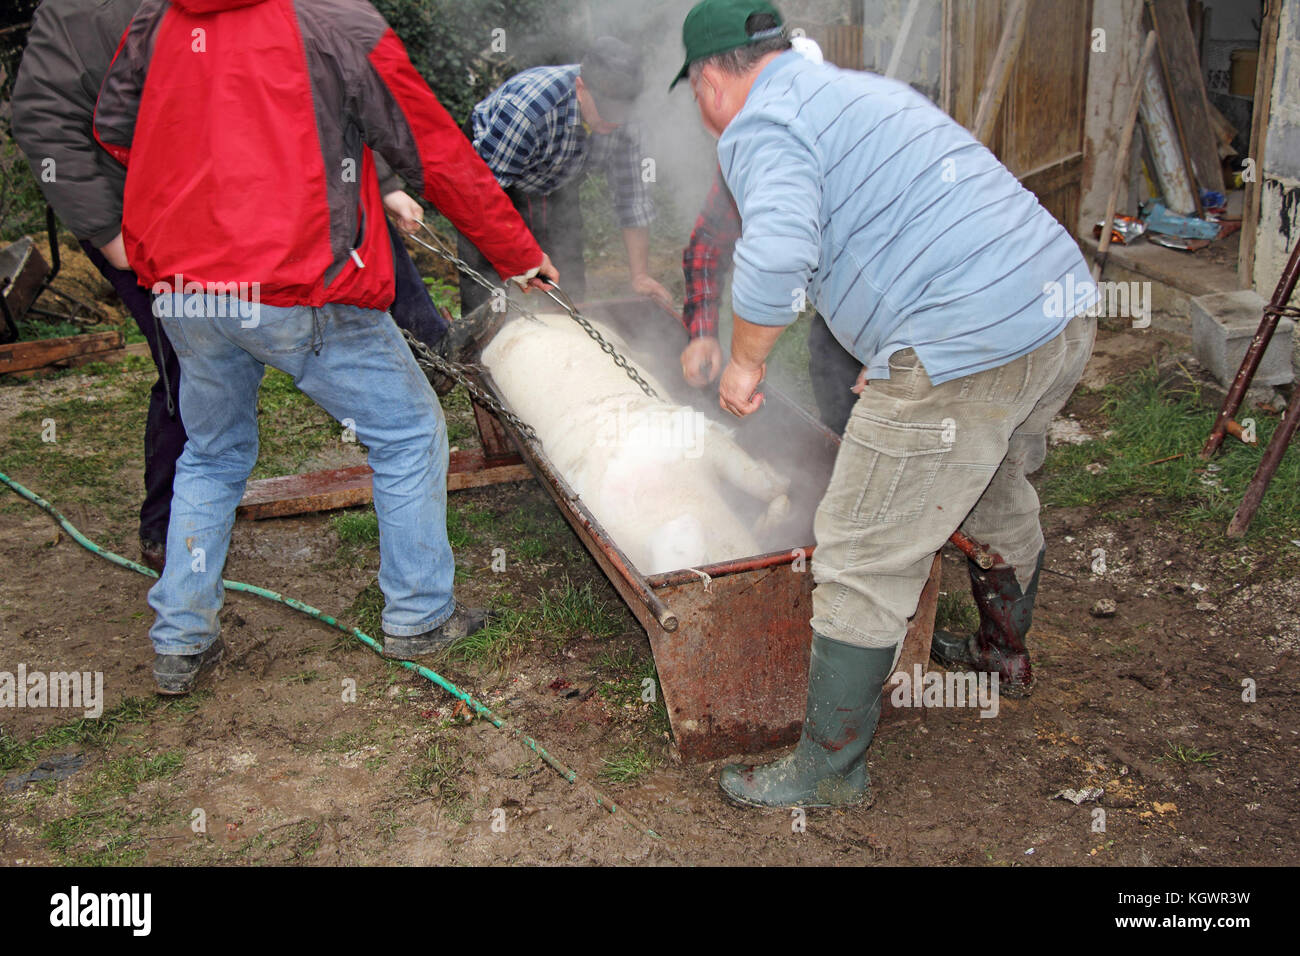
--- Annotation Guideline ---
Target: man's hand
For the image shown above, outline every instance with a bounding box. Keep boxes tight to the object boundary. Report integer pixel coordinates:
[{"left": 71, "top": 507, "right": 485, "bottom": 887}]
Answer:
[
  {"left": 631, "top": 273, "right": 673, "bottom": 309},
  {"left": 719, "top": 358, "right": 765, "bottom": 417},
  {"left": 681, "top": 336, "right": 723, "bottom": 387},
  {"left": 100, "top": 233, "right": 129, "bottom": 270},
  {"left": 513, "top": 253, "right": 559, "bottom": 293},
  {"left": 722, "top": 313, "right": 784, "bottom": 417},
  {"left": 851, "top": 365, "right": 869, "bottom": 394},
  {"left": 383, "top": 190, "right": 424, "bottom": 234}
]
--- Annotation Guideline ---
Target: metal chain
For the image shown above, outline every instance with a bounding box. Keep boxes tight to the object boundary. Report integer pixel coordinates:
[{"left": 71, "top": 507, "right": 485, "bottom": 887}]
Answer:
[
  {"left": 539, "top": 284, "right": 662, "bottom": 400},
  {"left": 405, "top": 221, "right": 661, "bottom": 401},
  {"left": 399, "top": 327, "right": 540, "bottom": 444}
]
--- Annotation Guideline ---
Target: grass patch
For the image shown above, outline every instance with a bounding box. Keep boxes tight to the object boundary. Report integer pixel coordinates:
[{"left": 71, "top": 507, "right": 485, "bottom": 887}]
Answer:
[
  {"left": 1041, "top": 367, "right": 1300, "bottom": 541},
  {"left": 446, "top": 501, "right": 494, "bottom": 549},
  {"left": 0, "top": 369, "right": 153, "bottom": 534},
  {"left": 322, "top": 730, "right": 370, "bottom": 753},
  {"left": 0, "top": 362, "right": 346, "bottom": 542},
  {"left": 595, "top": 647, "right": 642, "bottom": 672},
  {"left": 0, "top": 694, "right": 201, "bottom": 774},
  {"left": 343, "top": 582, "right": 385, "bottom": 647},
  {"left": 406, "top": 736, "right": 470, "bottom": 823},
  {"left": 39, "top": 749, "right": 187, "bottom": 866},
  {"left": 935, "top": 591, "right": 978, "bottom": 634},
  {"left": 443, "top": 607, "right": 535, "bottom": 671},
  {"left": 594, "top": 646, "right": 670, "bottom": 737},
  {"left": 231, "top": 818, "right": 325, "bottom": 862},
  {"left": 442, "top": 386, "right": 477, "bottom": 447},
  {"left": 505, "top": 505, "right": 570, "bottom": 563},
  {"left": 538, "top": 577, "right": 625, "bottom": 639},
  {"left": 251, "top": 368, "right": 345, "bottom": 479},
  {"left": 1159, "top": 742, "right": 1221, "bottom": 765},
  {"left": 444, "top": 579, "right": 625, "bottom": 669},
  {"left": 422, "top": 277, "right": 459, "bottom": 318},
  {"left": 345, "top": 574, "right": 626, "bottom": 671},
  {"left": 332, "top": 508, "right": 380, "bottom": 547},
  {"left": 598, "top": 745, "right": 658, "bottom": 784}
]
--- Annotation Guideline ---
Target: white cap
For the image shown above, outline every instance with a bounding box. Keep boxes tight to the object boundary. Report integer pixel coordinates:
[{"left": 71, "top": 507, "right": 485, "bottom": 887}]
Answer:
[{"left": 791, "top": 35, "right": 825, "bottom": 65}]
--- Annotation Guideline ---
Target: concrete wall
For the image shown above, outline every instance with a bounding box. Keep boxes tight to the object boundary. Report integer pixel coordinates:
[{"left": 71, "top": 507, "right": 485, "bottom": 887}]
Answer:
[
  {"left": 1079, "top": 0, "right": 1145, "bottom": 236},
  {"left": 1255, "top": 0, "right": 1300, "bottom": 293},
  {"left": 857, "top": 0, "right": 944, "bottom": 95},
  {"left": 782, "top": 0, "right": 854, "bottom": 23}
]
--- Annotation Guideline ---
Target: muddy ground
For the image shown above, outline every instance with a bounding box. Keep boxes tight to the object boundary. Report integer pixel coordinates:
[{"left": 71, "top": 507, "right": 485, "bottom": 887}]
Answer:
[{"left": 0, "top": 248, "right": 1297, "bottom": 867}]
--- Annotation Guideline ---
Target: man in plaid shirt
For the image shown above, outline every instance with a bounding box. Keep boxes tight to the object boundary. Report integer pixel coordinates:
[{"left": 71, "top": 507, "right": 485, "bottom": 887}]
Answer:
[{"left": 457, "top": 37, "right": 672, "bottom": 315}]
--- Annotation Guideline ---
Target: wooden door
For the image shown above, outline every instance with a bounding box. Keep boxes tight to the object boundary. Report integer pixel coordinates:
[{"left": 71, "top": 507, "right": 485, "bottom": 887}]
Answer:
[{"left": 947, "top": 0, "right": 1093, "bottom": 232}]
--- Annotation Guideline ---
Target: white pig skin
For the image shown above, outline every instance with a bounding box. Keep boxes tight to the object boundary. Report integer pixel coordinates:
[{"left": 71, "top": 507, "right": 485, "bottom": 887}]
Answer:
[{"left": 481, "top": 313, "right": 791, "bottom": 575}]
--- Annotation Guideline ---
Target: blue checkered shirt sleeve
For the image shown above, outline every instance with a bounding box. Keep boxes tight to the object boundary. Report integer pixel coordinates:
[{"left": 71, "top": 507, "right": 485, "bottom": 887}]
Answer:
[{"left": 598, "top": 128, "right": 654, "bottom": 229}]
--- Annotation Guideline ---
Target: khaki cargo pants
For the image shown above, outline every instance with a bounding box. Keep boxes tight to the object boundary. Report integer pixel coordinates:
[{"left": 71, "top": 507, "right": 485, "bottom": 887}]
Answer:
[{"left": 811, "top": 312, "right": 1096, "bottom": 649}]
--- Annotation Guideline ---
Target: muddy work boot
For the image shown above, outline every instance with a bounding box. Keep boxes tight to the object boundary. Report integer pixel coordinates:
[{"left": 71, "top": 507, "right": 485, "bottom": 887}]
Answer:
[
  {"left": 154, "top": 638, "right": 226, "bottom": 696},
  {"left": 139, "top": 538, "right": 166, "bottom": 574},
  {"left": 930, "top": 548, "right": 1044, "bottom": 698},
  {"left": 719, "top": 634, "right": 896, "bottom": 809},
  {"left": 381, "top": 605, "right": 492, "bottom": 660}
]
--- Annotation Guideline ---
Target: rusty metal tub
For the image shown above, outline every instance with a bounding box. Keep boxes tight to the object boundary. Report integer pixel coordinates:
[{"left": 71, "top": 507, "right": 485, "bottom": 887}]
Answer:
[{"left": 474, "top": 297, "right": 933, "bottom": 761}]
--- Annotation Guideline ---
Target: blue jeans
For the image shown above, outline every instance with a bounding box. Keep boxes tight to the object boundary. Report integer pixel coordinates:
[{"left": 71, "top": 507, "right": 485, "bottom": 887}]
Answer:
[{"left": 148, "top": 295, "right": 456, "bottom": 655}]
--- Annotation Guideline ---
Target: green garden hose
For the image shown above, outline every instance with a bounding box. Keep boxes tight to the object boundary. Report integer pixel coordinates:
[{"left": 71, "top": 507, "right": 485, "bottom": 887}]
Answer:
[{"left": 0, "top": 469, "right": 660, "bottom": 841}]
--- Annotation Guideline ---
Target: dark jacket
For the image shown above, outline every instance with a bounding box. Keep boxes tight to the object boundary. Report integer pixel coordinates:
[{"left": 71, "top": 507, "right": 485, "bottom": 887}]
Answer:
[
  {"left": 12, "top": 0, "right": 143, "bottom": 247},
  {"left": 90, "top": 0, "right": 541, "bottom": 309}
]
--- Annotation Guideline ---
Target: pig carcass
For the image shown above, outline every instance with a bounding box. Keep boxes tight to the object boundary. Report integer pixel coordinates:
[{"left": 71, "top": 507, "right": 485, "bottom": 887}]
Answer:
[{"left": 480, "top": 312, "right": 791, "bottom": 575}]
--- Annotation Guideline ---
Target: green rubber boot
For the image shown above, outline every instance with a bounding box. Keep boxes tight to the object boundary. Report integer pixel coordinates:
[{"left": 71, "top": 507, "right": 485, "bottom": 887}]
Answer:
[{"left": 719, "top": 634, "right": 896, "bottom": 809}]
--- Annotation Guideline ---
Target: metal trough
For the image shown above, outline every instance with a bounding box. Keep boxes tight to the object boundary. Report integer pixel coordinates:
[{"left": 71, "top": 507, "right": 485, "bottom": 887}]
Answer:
[{"left": 474, "top": 298, "right": 934, "bottom": 761}]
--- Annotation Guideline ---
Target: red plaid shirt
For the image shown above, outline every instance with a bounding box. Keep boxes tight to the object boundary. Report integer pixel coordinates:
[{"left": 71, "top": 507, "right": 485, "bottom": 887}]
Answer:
[{"left": 681, "top": 166, "right": 742, "bottom": 339}]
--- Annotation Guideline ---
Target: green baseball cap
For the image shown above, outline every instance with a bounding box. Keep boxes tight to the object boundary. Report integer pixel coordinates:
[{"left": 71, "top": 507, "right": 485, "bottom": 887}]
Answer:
[{"left": 670, "top": 0, "right": 784, "bottom": 90}]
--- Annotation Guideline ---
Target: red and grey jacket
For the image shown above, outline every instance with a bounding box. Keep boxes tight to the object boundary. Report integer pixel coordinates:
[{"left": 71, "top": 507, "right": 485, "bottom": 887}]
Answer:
[{"left": 93, "top": 0, "right": 543, "bottom": 310}]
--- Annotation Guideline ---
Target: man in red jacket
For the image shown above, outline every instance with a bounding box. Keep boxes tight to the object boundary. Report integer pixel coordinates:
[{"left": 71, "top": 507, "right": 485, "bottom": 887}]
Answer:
[
  {"left": 10, "top": 0, "right": 469, "bottom": 573},
  {"left": 94, "top": 0, "right": 557, "bottom": 694}
]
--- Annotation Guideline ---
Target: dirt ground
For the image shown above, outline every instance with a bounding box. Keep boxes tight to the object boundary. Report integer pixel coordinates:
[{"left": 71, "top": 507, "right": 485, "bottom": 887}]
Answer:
[{"left": 1, "top": 252, "right": 1297, "bottom": 867}]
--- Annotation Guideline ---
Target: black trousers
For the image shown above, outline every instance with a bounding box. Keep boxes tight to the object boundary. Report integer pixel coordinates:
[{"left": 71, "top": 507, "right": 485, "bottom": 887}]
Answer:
[
  {"left": 808, "top": 312, "right": 862, "bottom": 435},
  {"left": 81, "top": 240, "right": 185, "bottom": 544},
  {"left": 386, "top": 217, "right": 450, "bottom": 348},
  {"left": 456, "top": 117, "right": 586, "bottom": 316}
]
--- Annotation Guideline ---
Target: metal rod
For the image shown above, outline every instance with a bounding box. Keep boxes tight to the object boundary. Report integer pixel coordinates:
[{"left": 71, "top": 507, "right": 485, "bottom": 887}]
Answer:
[
  {"left": 1202, "top": 238, "right": 1300, "bottom": 459},
  {"left": 1227, "top": 384, "right": 1300, "bottom": 537},
  {"left": 1225, "top": 419, "right": 1258, "bottom": 445},
  {"left": 948, "top": 529, "right": 1001, "bottom": 570}
]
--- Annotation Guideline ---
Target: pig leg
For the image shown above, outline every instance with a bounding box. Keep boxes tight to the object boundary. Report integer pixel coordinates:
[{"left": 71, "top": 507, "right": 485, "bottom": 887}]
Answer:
[{"left": 701, "top": 424, "right": 791, "bottom": 504}]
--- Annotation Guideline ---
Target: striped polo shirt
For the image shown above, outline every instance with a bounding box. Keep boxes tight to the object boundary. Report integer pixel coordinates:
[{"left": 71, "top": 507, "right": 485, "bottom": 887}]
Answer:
[{"left": 719, "top": 51, "right": 1096, "bottom": 385}]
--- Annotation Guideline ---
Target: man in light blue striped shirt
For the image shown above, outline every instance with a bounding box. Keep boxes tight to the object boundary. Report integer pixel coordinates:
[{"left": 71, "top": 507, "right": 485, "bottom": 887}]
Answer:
[{"left": 673, "top": 0, "right": 1097, "bottom": 810}]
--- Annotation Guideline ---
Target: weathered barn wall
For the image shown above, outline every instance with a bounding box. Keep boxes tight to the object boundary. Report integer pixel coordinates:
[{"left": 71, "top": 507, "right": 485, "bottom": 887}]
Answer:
[
  {"left": 1079, "top": 0, "right": 1145, "bottom": 236},
  {"left": 1255, "top": 0, "right": 1300, "bottom": 293}
]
